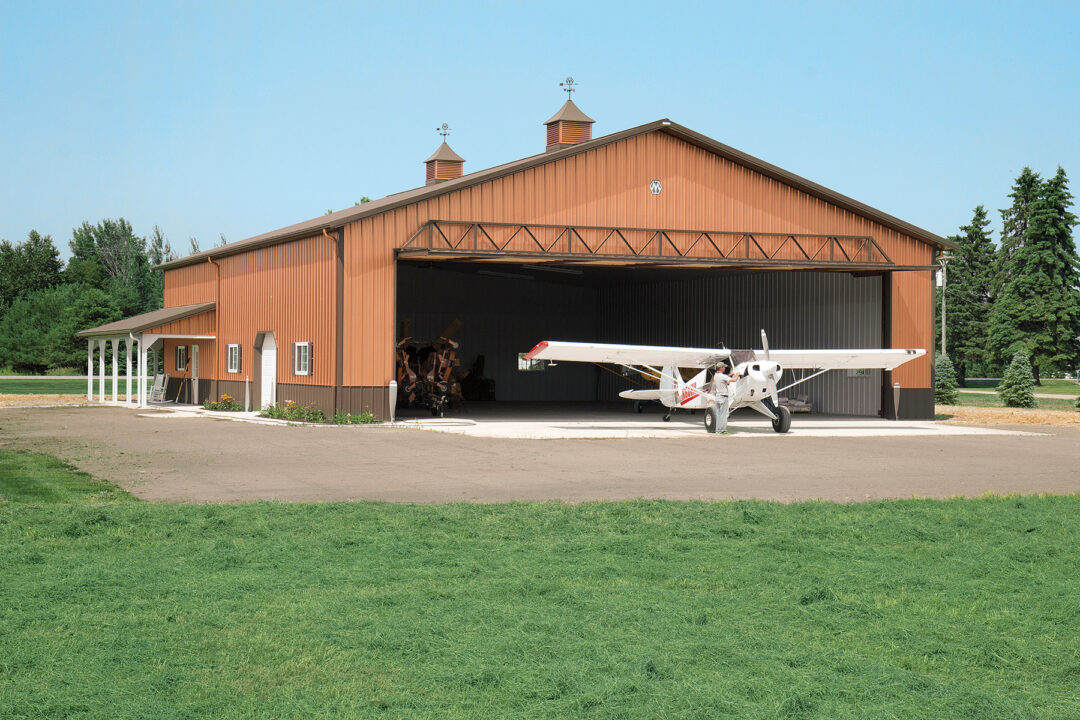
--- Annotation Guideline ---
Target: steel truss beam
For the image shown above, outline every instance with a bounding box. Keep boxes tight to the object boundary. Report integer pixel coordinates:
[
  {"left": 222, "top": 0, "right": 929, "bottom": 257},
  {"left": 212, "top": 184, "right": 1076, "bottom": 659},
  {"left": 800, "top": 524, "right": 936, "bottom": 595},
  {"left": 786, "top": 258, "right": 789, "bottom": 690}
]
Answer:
[{"left": 400, "top": 220, "right": 902, "bottom": 269}]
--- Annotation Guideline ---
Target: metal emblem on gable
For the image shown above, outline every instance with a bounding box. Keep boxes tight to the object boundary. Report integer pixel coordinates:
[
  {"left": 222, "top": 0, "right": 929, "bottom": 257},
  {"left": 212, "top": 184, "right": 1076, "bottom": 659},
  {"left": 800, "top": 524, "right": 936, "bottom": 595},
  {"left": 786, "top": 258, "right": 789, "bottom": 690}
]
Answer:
[{"left": 649, "top": 180, "right": 662, "bottom": 195}]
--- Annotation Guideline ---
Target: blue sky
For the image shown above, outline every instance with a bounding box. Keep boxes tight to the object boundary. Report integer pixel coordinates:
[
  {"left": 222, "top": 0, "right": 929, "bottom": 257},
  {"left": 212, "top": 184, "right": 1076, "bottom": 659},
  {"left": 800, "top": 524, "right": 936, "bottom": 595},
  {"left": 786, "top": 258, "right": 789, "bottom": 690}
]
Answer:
[{"left": 2, "top": 1, "right": 1078, "bottom": 258}]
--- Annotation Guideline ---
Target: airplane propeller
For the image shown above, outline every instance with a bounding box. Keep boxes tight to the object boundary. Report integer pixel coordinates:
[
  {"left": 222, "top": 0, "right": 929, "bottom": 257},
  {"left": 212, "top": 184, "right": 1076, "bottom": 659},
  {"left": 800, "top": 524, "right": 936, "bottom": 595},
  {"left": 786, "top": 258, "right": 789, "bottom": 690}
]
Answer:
[{"left": 760, "top": 329, "right": 770, "bottom": 361}]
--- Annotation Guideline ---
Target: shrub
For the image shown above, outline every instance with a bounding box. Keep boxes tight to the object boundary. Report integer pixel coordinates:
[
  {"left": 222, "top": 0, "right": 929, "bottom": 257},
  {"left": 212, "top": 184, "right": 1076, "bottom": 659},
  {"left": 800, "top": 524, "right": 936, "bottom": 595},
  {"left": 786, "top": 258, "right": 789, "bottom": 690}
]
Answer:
[
  {"left": 934, "top": 354, "right": 959, "bottom": 405},
  {"left": 203, "top": 394, "right": 243, "bottom": 411},
  {"left": 302, "top": 402, "right": 325, "bottom": 423},
  {"left": 998, "top": 352, "right": 1036, "bottom": 408},
  {"left": 1075, "top": 394, "right": 1079, "bottom": 411}
]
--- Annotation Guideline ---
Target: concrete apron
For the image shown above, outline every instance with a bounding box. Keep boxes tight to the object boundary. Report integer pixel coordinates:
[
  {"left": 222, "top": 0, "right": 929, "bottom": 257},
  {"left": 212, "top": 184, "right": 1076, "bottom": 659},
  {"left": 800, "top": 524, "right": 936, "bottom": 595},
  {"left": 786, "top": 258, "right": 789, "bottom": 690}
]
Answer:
[{"left": 134, "top": 405, "right": 1044, "bottom": 440}]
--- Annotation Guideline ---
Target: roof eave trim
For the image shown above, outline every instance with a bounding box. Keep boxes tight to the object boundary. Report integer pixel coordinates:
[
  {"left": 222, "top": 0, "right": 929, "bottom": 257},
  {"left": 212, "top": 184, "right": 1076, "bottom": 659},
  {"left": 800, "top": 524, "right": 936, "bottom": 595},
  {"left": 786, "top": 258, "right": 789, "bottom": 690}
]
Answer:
[{"left": 76, "top": 302, "right": 217, "bottom": 337}]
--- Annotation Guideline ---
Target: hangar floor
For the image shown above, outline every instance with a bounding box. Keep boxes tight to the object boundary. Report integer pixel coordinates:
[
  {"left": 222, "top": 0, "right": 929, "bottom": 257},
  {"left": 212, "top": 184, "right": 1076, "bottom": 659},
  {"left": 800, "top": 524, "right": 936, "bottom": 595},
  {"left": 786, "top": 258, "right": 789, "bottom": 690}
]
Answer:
[{"left": 392, "top": 402, "right": 1037, "bottom": 440}]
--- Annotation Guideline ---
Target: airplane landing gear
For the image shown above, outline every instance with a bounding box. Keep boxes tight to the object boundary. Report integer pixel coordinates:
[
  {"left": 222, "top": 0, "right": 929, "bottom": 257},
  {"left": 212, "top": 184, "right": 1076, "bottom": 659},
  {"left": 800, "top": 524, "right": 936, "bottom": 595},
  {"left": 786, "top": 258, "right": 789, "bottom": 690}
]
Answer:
[
  {"left": 635, "top": 400, "right": 646, "bottom": 414},
  {"left": 704, "top": 405, "right": 720, "bottom": 434},
  {"left": 771, "top": 405, "right": 791, "bottom": 433},
  {"left": 662, "top": 412, "right": 672, "bottom": 422}
]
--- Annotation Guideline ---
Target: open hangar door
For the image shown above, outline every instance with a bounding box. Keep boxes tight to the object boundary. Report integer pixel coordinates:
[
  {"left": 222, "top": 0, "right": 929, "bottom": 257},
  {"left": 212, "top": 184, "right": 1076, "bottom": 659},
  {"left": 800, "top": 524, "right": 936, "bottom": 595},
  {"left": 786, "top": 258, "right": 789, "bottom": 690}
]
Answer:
[{"left": 395, "top": 260, "right": 884, "bottom": 416}]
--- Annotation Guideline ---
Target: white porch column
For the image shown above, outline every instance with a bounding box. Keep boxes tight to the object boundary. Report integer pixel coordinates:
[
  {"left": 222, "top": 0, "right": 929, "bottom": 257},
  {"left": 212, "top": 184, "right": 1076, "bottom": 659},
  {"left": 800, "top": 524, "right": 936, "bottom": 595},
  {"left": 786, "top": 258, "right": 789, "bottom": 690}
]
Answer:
[
  {"left": 87, "top": 340, "right": 94, "bottom": 400},
  {"left": 125, "top": 339, "right": 132, "bottom": 405},
  {"left": 98, "top": 339, "right": 106, "bottom": 402},
  {"left": 139, "top": 342, "right": 148, "bottom": 408},
  {"left": 111, "top": 339, "right": 119, "bottom": 404}
]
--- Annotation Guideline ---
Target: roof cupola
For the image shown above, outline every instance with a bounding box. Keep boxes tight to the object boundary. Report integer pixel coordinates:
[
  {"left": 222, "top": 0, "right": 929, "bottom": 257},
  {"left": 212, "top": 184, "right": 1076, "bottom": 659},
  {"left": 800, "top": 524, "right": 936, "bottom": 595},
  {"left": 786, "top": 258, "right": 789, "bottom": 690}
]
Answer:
[
  {"left": 425, "top": 123, "right": 465, "bottom": 185},
  {"left": 544, "top": 77, "right": 594, "bottom": 151}
]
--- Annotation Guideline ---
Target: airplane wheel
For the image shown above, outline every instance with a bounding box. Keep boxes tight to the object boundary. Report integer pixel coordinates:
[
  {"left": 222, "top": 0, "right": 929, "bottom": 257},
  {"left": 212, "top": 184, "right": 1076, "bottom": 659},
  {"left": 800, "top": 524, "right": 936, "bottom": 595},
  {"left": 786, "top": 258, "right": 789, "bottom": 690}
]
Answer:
[
  {"left": 771, "top": 406, "right": 791, "bottom": 433},
  {"left": 662, "top": 412, "right": 671, "bottom": 422},
  {"left": 704, "top": 405, "right": 720, "bottom": 434},
  {"left": 635, "top": 401, "right": 645, "bottom": 414}
]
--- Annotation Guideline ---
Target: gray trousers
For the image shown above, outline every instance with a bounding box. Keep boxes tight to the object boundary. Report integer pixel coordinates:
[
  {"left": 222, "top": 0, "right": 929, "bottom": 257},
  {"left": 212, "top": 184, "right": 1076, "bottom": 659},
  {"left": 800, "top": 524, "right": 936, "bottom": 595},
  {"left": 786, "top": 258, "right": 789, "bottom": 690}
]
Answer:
[{"left": 717, "top": 395, "right": 730, "bottom": 432}]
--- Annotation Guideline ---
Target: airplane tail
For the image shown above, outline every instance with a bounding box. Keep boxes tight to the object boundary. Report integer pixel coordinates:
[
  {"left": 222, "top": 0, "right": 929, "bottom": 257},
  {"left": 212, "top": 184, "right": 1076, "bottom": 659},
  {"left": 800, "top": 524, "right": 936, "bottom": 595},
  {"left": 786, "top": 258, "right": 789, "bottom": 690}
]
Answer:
[{"left": 659, "top": 365, "right": 679, "bottom": 406}]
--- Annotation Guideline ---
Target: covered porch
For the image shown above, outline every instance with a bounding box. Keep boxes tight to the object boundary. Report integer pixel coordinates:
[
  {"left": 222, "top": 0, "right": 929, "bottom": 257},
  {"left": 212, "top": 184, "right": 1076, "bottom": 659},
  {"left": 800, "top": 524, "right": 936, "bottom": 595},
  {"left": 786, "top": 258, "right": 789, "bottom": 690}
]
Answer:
[{"left": 77, "top": 303, "right": 216, "bottom": 408}]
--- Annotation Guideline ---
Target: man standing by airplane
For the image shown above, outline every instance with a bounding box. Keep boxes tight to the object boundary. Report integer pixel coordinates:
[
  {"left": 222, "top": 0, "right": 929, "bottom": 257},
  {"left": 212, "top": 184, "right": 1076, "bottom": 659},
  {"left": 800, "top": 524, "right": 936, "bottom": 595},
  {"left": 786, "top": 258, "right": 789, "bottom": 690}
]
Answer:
[{"left": 711, "top": 362, "right": 742, "bottom": 433}]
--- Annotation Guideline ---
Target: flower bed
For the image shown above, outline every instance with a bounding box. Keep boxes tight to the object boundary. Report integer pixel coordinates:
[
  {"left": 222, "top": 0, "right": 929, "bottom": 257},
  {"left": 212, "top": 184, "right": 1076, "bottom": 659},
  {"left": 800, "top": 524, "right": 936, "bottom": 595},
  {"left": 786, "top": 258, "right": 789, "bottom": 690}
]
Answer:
[
  {"left": 203, "top": 394, "right": 243, "bottom": 411},
  {"left": 257, "top": 401, "right": 378, "bottom": 425}
]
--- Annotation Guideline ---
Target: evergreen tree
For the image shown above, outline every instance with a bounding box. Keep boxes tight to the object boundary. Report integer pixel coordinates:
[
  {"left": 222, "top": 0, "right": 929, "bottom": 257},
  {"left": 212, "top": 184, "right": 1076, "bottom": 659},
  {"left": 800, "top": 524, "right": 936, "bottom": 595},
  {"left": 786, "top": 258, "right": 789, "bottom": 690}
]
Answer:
[
  {"left": 988, "top": 168, "right": 1080, "bottom": 382},
  {"left": 46, "top": 286, "right": 121, "bottom": 368},
  {"left": 997, "top": 351, "right": 1036, "bottom": 408},
  {"left": 943, "top": 206, "right": 997, "bottom": 383},
  {"left": 0, "top": 230, "right": 64, "bottom": 307},
  {"left": 934, "top": 353, "right": 959, "bottom": 404},
  {"left": 994, "top": 167, "right": 1042, "bottom": 294}
]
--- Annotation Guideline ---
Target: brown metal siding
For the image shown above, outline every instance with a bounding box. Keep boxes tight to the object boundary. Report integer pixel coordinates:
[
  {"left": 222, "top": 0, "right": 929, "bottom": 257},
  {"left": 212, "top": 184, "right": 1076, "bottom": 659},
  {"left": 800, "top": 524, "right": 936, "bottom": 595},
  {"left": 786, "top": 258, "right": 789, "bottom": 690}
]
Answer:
[
  {"left": 339, "top": 386, "right": 390, "bottom": 419},
  {"left": 164, "top": 262, "right": 216, "bottom": 306},
  {"left": 144, "top": 310, "right": 216, "bottom": 337},
  {"left": 890, "top": 270, "right": 933, "bottom": 389},
  {"left": 343, "top": 130, "right": 934, "bottom": 388},
  {"left": 215, "top": 233, "right": 337, "bottom": 387},
  {"left": 277, "top": 383, "right": 335, "bottom": 414}
]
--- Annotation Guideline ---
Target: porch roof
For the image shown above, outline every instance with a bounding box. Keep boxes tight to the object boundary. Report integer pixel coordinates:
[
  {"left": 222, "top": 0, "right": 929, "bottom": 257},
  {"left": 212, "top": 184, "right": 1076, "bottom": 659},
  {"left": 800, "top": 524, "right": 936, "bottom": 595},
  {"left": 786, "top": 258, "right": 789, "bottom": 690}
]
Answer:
[{"left": 77, "top": 302, "right": 216, "bottom": 338}]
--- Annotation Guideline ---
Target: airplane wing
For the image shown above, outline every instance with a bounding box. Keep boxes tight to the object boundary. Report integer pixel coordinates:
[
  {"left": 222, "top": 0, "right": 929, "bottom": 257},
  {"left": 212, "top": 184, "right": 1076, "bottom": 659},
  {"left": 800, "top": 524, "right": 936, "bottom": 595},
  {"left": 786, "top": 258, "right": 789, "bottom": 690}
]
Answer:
[
  {"left": 524, "top": 340, "right": 731, "bottom": 368},
  {"left": 767, "top": 348, "right": 925, "bottom": 370}
]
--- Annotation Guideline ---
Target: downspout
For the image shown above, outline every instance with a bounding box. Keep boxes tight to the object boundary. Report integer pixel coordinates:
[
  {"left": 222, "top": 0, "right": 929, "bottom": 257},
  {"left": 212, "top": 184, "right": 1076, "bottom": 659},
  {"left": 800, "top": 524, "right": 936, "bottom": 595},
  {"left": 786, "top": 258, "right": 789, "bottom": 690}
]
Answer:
[
  {"left": 323, "top": 228, "right": 344, "bottom": 414},
  {"left": 208, "top": 256, "right": 220, "bottom": 402}
]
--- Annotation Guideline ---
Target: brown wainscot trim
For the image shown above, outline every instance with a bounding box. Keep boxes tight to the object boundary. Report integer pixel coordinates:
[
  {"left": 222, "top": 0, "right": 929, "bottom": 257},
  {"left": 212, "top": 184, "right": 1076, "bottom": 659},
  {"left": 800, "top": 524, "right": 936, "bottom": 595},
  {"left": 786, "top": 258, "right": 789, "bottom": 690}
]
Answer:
[
  {"left": 339, "top": 386, "right": 391, "bottom": 420},
  {"left": 277, "top": 383, "right": 335, "bottom": 415},
  {"left": 887, "top": 387, "right": 934, "bottom": 420}
]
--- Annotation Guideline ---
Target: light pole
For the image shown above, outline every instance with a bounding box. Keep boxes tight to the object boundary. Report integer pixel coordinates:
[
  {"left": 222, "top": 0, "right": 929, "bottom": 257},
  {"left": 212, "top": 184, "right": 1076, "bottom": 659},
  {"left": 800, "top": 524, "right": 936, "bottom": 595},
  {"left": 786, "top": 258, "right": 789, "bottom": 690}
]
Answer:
[{"left": 939, "top": 253, "right": 950, "bottom": 356}]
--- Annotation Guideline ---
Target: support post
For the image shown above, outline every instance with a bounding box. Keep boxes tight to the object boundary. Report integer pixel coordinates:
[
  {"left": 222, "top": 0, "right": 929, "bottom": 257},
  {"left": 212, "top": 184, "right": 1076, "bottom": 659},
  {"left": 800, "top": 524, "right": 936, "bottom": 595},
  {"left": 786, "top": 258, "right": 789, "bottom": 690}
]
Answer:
[
  {"left": 139, "top": 344, "right": 148, "bottom": 407},
  {"left": 98, "top": 339, "right": 106, "bottom": 401},
  {"left": 125, "top": 338, "right": 132, "bottom": 405},
  {"left": 111, "top": 339, "right": 118, "bottom": 404},
  {"left": 87, "top": 340, "right": 93, "bottom": 400}
]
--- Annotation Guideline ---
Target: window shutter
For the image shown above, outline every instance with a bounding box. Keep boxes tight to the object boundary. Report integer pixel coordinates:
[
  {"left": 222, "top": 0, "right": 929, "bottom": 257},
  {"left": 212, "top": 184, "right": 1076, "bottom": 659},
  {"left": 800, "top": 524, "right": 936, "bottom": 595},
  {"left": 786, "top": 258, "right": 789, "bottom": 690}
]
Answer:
[
  {"left": 238, "top": 345, "right": 242, "bottom": 374},
  {"left": 308, "top": 343, "right": 313, "bottom": 375}
]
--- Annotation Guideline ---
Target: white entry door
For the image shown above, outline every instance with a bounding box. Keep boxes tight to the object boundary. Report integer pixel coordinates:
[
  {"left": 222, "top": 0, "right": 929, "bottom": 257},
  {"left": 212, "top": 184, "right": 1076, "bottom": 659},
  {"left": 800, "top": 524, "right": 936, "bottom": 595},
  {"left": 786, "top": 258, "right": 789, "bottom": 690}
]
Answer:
[
  {"left": 261, "top": 332, "right": 277, "bottom": 408},
  {"left": 191, "top": 344, "right": 199, "bottom": 404}
]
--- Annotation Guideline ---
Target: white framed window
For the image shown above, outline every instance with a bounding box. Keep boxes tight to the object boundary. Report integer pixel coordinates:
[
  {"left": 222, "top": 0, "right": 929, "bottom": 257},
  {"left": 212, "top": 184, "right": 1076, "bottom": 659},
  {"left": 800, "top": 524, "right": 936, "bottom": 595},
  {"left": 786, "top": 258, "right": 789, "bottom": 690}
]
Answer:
[
  {"left": 293, "top": 342, "right": 311, "bottom": 376},
  {"left": 227, "top": 344, "right": 241, "bottom": 373},
  {"left": 175, "top": 345, "right": 188, "bottom": 372}
]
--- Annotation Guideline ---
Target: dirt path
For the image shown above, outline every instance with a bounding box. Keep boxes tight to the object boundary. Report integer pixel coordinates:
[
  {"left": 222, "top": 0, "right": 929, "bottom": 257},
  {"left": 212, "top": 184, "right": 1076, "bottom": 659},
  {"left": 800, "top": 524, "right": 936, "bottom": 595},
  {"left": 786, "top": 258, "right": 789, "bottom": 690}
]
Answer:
[{"left": 1, "top": 406, "right": 1078, "bottom": 504}]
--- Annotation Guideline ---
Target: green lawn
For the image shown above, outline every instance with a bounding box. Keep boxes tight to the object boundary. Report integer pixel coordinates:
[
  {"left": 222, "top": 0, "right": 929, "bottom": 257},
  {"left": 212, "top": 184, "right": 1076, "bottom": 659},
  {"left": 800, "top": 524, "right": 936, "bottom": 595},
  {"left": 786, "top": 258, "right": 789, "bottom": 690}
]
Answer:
[
  {"left": 2, "top": 451, "right": 1079, "bottom": 719},
  {"left": 954, "top": 391, "right": 1078, "bottom": 411},
  {"left": 964, "top": 378, "right": 1080, "bottom": 395},
  {"left": 0, "top": 377, "right": 147, "bottom": 394}
]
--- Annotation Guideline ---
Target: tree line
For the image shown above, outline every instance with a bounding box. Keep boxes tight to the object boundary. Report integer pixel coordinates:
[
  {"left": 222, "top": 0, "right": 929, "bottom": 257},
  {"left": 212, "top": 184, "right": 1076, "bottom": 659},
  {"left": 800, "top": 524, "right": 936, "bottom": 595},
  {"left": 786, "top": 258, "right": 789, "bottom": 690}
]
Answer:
[
  {"left": 0, "top": 220, "right": 177, "bottom": 373},
  {"left": 939, "top": 166, "right": 1080, "bottom": 385}
]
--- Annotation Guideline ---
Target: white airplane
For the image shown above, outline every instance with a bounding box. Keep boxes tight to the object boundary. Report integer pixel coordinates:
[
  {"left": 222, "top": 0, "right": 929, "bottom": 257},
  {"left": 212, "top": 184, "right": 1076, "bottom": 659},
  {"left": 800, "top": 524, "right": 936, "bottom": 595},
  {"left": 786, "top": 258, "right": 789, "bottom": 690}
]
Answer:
[{"left": 522, "top": 331, "right": 925, "bottom": 434}]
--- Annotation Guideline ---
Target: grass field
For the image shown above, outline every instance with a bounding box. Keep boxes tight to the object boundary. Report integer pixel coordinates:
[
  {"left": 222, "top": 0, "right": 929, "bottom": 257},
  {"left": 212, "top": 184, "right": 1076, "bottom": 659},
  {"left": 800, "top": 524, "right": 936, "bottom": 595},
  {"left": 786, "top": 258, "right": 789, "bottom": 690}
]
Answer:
[
  {"left": 3, "top": 451, "right": 1080, "bottom": 719},
  {"left": 0, "top": 377, "right": 148, "bottom": 395},
  {"left": 964, "top": 378, "right": 1080, "bottom": 395},
  {"left": 954, "top": 391, "right": 1078, "bottom": 411}
]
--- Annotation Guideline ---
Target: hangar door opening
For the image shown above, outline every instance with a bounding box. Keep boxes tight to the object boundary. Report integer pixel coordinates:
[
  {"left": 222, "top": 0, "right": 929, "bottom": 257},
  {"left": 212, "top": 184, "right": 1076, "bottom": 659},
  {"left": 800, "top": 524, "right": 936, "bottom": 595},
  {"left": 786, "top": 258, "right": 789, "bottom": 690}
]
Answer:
[{"left": 395, "top": 261, "right": 884, "bottom": 416}]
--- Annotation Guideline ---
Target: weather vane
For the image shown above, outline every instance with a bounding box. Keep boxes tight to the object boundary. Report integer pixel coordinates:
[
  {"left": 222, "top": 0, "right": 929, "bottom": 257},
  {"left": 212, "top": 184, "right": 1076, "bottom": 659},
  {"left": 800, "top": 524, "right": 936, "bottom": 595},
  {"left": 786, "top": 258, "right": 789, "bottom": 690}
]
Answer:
[
  {"left": 436, "top": 123, "right": 451, "bottom": 139},
  {"left": 560, "top": 77, "right": 577, "bottom": 97}
]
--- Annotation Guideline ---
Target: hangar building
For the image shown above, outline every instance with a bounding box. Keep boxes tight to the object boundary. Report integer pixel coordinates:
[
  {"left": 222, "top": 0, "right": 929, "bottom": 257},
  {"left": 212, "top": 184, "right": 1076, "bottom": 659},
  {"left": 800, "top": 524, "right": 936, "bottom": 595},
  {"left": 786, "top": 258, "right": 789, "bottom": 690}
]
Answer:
[{"left": 79, "top": 99, "right": 952, "bottom": 420}]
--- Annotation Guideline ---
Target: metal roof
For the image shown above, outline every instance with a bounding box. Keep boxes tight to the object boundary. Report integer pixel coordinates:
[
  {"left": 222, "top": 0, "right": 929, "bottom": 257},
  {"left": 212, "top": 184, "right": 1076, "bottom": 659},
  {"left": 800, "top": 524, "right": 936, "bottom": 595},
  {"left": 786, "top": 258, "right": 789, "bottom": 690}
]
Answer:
[
  {"left": 77, "top": 302, "right": 216, "bottom": 337},
  {"left": 424, "top": 141, "right": 465, "bottom": 163},
  {"left": 544, "top": 99, "right": 596, "bottom": 125},
  {"left": 160, "top": 119, "right": 954, "bottom": 271}
]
